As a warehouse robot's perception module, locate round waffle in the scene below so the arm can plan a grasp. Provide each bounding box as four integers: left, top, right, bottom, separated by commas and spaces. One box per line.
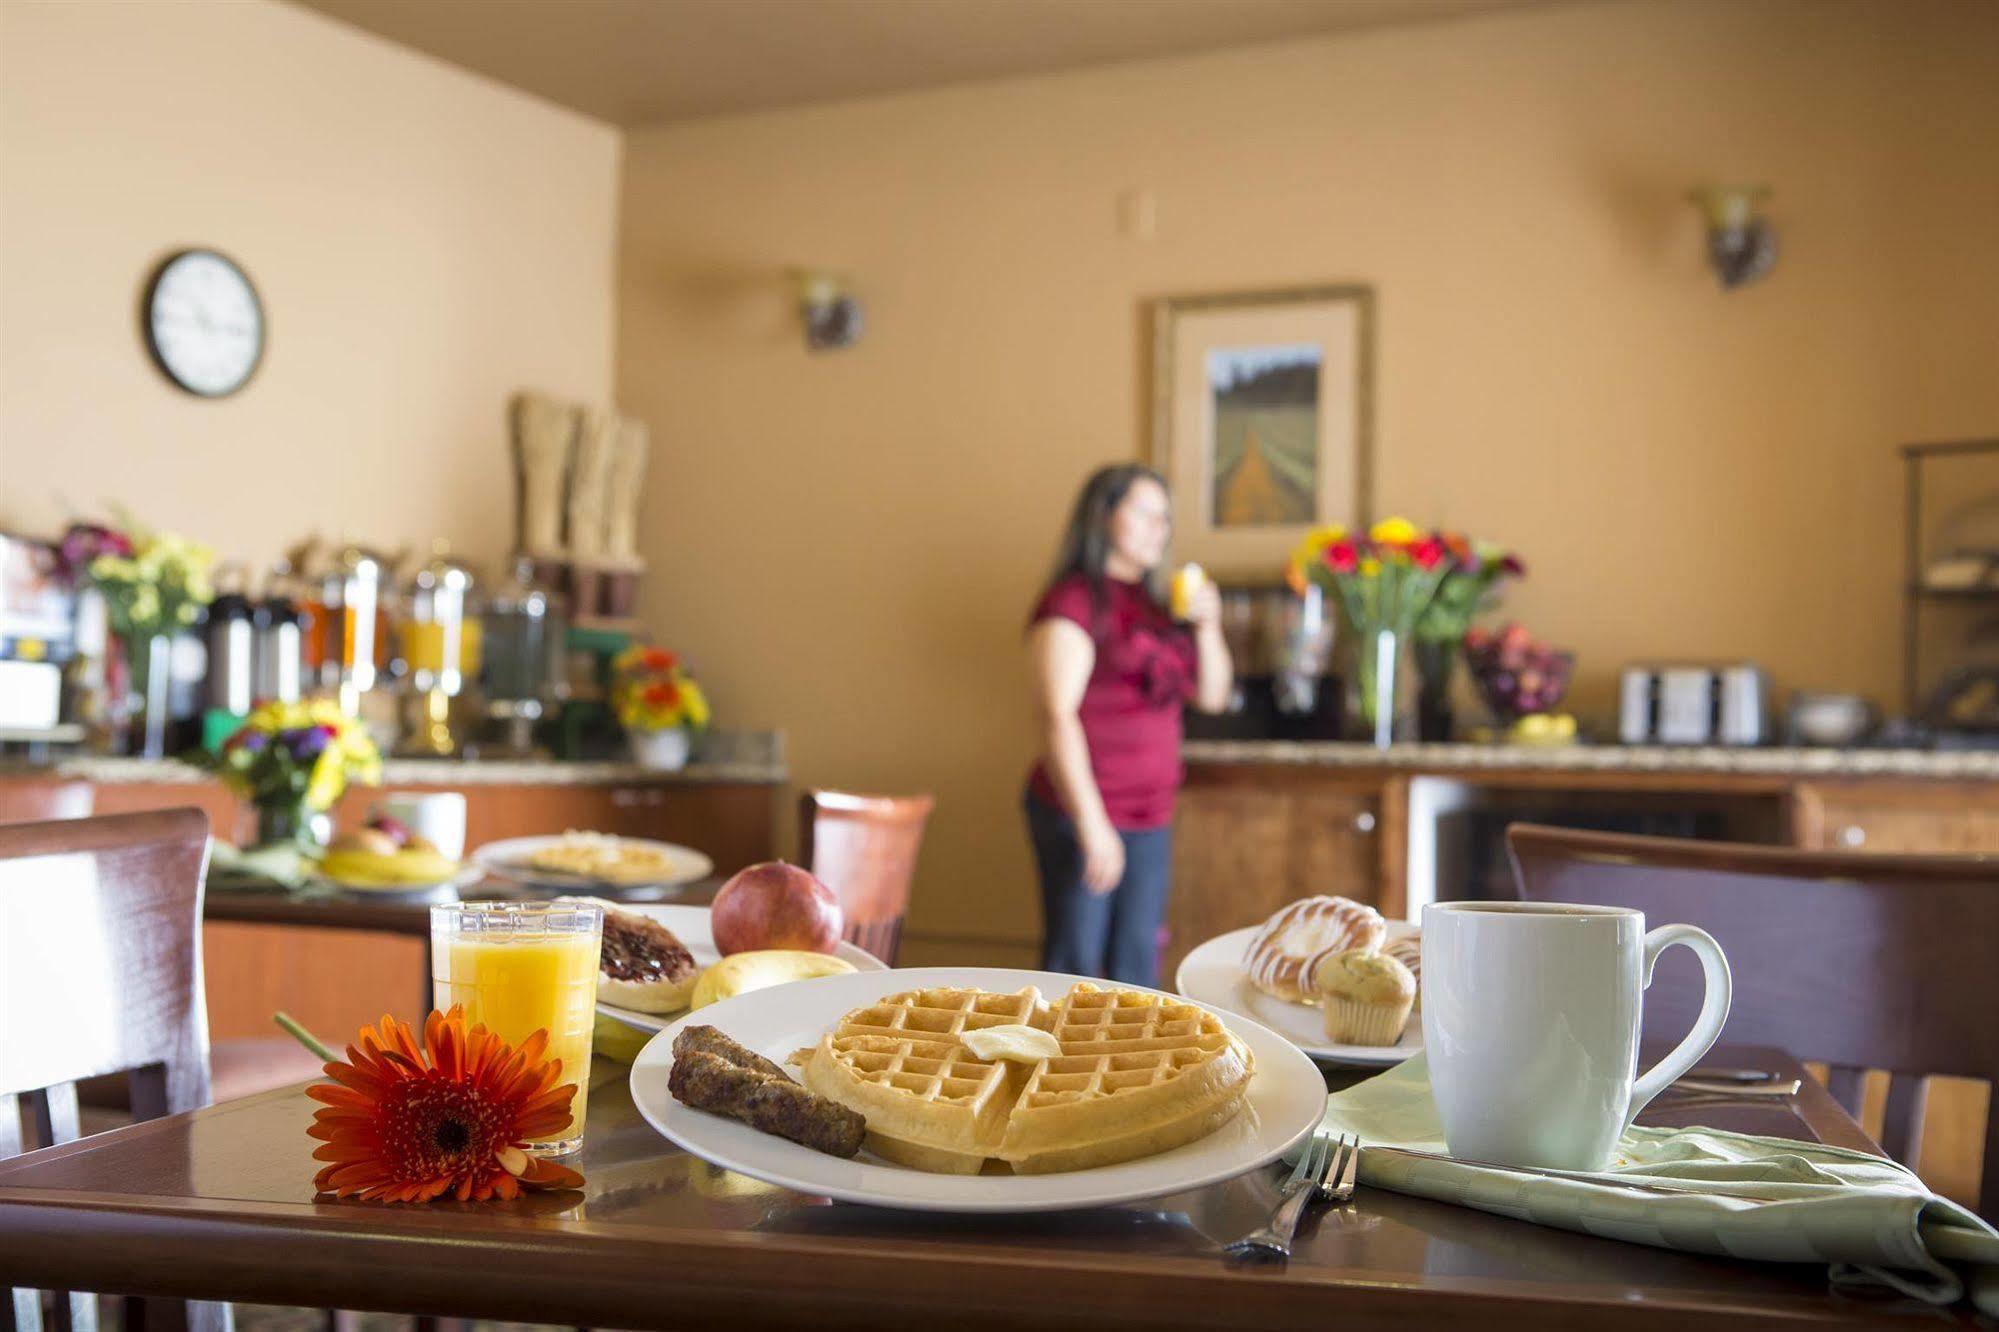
795, 981, 1253, 1174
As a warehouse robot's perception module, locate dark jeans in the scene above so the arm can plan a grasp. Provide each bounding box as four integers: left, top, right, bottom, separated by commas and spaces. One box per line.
1025, 793, 1172, 988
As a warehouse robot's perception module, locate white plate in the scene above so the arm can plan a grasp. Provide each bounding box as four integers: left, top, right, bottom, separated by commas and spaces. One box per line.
1176, 923, 1422, 1067
593, 903, 886, 1032
472, 834, 714, 894
310, 862, 487, 900
630, 966, 1327, 1213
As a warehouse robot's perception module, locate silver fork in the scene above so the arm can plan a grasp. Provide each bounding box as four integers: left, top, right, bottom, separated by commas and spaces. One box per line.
1223, 1128, 1358, 1261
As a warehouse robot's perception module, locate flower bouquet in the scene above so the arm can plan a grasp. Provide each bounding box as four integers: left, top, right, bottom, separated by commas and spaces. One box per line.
1288, 517, 1456, 745
611, 646, 710, 770
201, 699, 384, 850
60, 519, 215, 756
1412, 537, 1526, 739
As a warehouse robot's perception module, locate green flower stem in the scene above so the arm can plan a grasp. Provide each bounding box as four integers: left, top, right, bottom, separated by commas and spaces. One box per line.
274, 1010, 337, 1062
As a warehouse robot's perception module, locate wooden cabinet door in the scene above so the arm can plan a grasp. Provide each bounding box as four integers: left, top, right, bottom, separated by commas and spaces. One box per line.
1164, 776, 1386, 982
1794, 782, 1999, 854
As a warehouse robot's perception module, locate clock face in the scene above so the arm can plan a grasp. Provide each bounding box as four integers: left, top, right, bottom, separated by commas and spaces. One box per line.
144, 249, 264, 397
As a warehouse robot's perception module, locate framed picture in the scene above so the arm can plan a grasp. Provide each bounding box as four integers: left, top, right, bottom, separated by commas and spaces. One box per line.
1149, 285, 1374, 579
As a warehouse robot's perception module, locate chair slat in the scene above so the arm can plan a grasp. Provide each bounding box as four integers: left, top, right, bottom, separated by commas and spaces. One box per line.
1879, 1075, 1928, 1167
26, 1084, 81, 1148
1824, 1065, 1864, 1117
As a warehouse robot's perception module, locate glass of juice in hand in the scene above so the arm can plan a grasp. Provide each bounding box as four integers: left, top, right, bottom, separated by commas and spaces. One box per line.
1169, 562, 1207, 622
431, 900, 603, 1156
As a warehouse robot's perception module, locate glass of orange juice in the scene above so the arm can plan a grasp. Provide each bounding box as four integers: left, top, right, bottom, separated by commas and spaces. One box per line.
1169, 562, 1207, 622
430, 900, 603, 1155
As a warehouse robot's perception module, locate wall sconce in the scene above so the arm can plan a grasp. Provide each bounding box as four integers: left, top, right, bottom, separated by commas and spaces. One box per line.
1687, 184, 1776, 290
788, 268, 863, 350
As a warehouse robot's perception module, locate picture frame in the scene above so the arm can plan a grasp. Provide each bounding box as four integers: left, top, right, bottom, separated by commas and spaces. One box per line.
1148, 284, 1374, 580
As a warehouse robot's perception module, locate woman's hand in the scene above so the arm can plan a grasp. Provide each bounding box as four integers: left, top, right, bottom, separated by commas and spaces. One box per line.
1187, 581, 1223, 633
1078, 814, 1126, 895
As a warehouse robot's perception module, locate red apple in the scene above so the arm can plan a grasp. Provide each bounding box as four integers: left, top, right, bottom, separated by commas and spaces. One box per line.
710, 861, 843, 956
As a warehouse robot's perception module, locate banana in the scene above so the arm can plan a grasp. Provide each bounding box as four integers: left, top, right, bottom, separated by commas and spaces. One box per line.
319, 847, 462, 887
689, 949, 857, 1010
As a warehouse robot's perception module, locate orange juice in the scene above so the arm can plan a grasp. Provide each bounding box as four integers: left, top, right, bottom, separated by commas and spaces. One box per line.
431, 910, 601, 1154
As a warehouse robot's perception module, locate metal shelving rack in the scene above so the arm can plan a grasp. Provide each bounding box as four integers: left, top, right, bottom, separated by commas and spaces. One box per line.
1901, 437, 1999, 717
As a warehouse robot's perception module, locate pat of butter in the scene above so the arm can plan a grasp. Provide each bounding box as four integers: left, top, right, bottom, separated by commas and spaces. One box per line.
960, 1024, 1062, 1064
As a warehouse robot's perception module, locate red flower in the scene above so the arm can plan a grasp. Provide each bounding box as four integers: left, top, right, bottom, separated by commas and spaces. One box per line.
641, 647, 680, 673
642, 681, 681, 709
306, 1007, 582, 1204
1410, 538, 1447, 572
1324, 540, 1361, 575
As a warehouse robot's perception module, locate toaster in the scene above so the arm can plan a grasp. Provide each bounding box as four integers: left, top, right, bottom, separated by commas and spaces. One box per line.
1620, 664, 1769, 746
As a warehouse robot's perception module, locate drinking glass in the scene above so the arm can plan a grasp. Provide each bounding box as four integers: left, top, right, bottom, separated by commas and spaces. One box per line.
430, 900, 603, 1155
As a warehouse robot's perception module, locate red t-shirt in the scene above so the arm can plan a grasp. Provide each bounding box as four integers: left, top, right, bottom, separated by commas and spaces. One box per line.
1027, 573, 1197, 830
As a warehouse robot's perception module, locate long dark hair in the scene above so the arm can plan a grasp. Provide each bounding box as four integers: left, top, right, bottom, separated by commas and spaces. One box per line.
1039, 463, 1170, 637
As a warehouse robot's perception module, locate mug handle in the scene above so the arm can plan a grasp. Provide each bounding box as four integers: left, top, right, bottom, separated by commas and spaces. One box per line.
1625, 923, 1733, 1127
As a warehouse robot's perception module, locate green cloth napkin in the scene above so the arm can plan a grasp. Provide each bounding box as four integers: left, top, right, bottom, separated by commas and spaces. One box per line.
1301, 1054, 1999, 1313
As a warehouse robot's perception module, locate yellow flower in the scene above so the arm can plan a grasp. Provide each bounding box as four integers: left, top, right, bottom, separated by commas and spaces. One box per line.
1369, 517, 1419, 547
681, 680, 711, 728
305, 747, 345, 811
1359, 557, 1382, 576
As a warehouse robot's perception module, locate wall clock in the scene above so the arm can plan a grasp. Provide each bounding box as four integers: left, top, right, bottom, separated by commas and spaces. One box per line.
142, 248, 265, 397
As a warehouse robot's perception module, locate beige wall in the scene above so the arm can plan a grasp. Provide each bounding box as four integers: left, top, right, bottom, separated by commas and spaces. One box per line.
0, 0, 620, 575
617, 0, 1999, 959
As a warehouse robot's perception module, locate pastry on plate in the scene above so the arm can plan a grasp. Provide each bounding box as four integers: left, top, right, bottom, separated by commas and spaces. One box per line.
563, 896, 699, 1013
1242, 896, 1386, 1004
528, 830, 681, 884
1382, 931, 1422, 1010
792, 982, 1254, 1175
1316, 947, 1415, 1047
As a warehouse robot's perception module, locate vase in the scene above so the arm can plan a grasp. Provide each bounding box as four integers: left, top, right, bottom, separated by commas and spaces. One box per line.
252, 800, 330, 850
1346, 628, 1414, 748
119, 632, 172, 759
630, 727, 691, 771
1414, 637, 1459, 742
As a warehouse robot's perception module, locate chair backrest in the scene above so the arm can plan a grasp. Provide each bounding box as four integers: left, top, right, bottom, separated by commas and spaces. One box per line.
1, 808, 213, 1153
799, 789, 934, 966
0, 780, 93, 825
1506, 822, 1998, 1217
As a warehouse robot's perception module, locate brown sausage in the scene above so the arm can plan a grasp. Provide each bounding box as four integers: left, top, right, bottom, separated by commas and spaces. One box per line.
672, 1023, 790, 1082
668, 1049, 866, 1158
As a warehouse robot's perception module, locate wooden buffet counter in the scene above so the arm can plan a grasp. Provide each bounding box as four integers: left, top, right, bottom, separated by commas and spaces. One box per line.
1176, 737, 1999, 1209
0, 735, 786, 1048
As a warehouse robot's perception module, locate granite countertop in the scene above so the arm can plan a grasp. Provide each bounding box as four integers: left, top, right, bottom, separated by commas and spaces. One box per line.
4, 729, 787, 786
1182, 738, 1999, 782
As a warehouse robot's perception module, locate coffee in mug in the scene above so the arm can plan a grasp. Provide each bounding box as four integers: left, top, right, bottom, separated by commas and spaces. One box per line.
1421, 901, 1730, 1172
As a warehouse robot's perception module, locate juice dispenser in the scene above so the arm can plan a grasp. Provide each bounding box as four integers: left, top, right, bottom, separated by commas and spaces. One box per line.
479, 555, 563, 757
397, 542, 481, 756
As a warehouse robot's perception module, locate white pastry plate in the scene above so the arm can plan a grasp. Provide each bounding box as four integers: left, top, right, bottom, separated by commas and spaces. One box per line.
471, 834, 714, 896
593, 904, 885, 1033
1176, 922, 1422, 1067
630, 966, 1327, 1213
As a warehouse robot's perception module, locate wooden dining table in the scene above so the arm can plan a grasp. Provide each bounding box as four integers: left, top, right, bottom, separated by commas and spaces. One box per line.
0, 1044, 1980, 1330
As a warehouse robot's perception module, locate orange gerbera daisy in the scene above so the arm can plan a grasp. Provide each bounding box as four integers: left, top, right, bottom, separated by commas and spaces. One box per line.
306, 1006, 584, 1203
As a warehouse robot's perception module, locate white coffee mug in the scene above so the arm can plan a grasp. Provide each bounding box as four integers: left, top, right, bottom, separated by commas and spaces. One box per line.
370, 792, 467, 861
1421, 901, 1731, 1172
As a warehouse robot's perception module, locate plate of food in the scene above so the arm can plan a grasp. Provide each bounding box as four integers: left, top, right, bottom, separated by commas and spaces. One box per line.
314, 814, 483, 897
1176, 896, 1422, 1067
474, 831, 713, 894
590, 862, 884, 1033
631, 966, 1326, 1212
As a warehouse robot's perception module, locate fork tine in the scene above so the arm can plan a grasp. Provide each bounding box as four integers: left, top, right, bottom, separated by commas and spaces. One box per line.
1332, 1134, 1360, 1201
1280, 1124, 1324, 1191
1314, 1133, 1348, 1196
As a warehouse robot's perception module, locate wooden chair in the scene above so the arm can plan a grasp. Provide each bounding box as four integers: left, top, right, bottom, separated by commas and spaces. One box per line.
1, 808, 217, 1332
1506, 822, 1999, 1219
799, 789, 934, 966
